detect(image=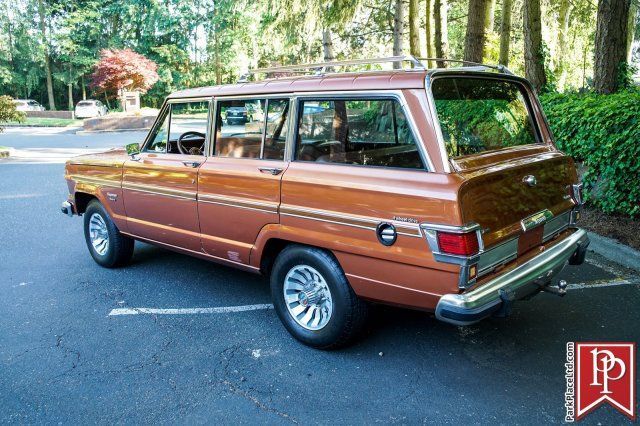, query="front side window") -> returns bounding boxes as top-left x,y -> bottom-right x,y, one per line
295,98 -> 424,169
145,109 -> 169,153
145,101 -> 209,155
431,77 -> 539,158
215,98 -> 289,160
